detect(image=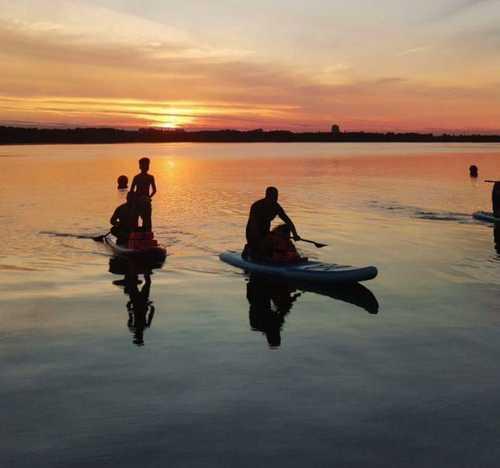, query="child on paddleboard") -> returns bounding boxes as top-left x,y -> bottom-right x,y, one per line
131,157 -> 157,232
269,224 -> 304,264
